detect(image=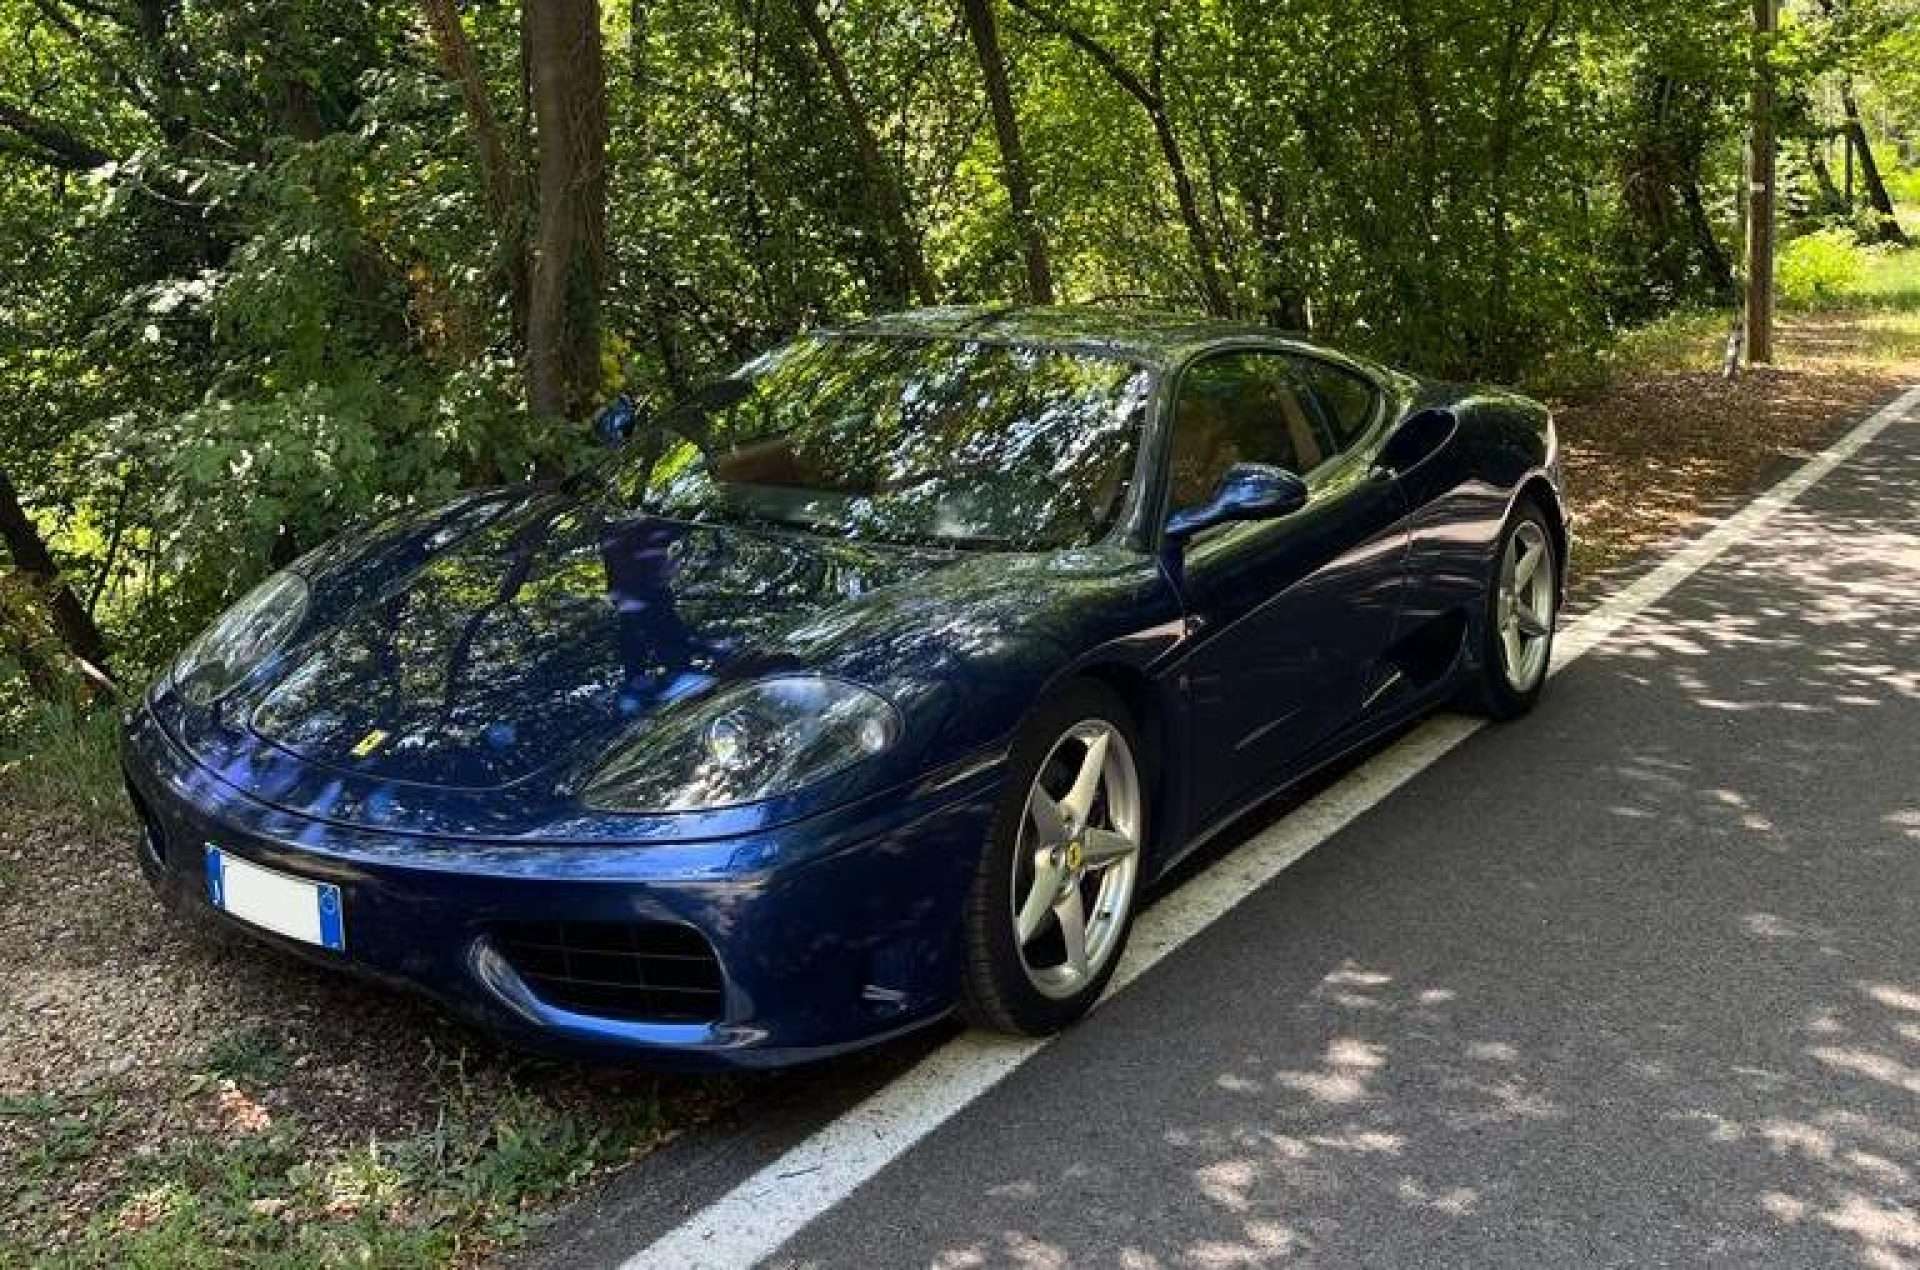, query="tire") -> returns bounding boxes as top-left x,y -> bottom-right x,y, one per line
959,680 -> 1149,1036
1462,497 -> 1560,720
